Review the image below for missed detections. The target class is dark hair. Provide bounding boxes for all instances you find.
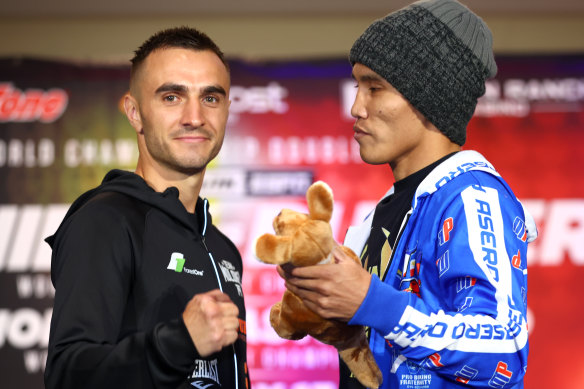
[130,26,229,86]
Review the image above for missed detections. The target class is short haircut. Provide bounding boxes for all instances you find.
[129,26,229,90]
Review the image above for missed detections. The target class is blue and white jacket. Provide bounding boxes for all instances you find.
[344,151,537,389]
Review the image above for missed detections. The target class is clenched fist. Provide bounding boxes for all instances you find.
[182,289,240,357]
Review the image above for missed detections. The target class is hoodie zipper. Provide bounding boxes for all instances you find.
[201,199,239,389]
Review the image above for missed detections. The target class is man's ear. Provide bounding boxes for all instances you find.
[123,93,143,134]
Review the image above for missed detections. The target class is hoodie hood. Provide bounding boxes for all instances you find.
[46,169,210,248]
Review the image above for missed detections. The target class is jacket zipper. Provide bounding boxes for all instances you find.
[201,199,239,389]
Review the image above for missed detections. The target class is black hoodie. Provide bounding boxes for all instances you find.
[45,170,249,389]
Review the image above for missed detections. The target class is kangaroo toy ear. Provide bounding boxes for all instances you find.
[306,181,333,222]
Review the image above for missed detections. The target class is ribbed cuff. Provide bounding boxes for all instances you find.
[348,274,412,336]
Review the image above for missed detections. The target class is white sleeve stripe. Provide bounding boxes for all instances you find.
[385,306,528,354]
[461,185,512,322]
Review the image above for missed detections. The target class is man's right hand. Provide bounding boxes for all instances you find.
[182,289,240,357]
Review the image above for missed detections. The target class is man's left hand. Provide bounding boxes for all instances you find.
[277,246,371,321]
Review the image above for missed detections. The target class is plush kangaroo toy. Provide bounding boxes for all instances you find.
[255,181,382,388]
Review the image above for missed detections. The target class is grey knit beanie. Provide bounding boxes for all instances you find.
[349,0,497,145]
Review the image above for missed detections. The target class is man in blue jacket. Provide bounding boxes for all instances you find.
[281,1,537,388]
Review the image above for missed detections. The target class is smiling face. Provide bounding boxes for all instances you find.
[350,63,457,180]
[125,47,230,178]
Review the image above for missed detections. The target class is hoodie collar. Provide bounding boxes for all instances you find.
[49,170,211,244]
[412,150,498,209]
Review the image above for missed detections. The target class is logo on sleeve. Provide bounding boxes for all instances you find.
[512,217,528,242]
[475,197,500,282]
[455,365,479,384]
[438,217,454,245]
[488,361,513,388]
[512,250,522,269]
[436,251,450,277]
[427,353,444,368]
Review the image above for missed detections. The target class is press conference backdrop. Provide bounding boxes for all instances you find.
[0,55,583,388]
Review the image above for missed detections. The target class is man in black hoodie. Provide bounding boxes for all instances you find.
[45,27,250,389]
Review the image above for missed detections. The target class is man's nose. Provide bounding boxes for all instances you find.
[350,91,367,120]
[181,99,205,128]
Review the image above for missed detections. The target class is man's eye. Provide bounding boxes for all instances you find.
[164,95,178,102]
[204,96,219,103]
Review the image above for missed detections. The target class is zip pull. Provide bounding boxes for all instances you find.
[201,235,210,253]
[200,198,211,259]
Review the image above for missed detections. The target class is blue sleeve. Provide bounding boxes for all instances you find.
[350,175,530,387]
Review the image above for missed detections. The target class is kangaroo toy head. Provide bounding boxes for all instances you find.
[255,181,335,267]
